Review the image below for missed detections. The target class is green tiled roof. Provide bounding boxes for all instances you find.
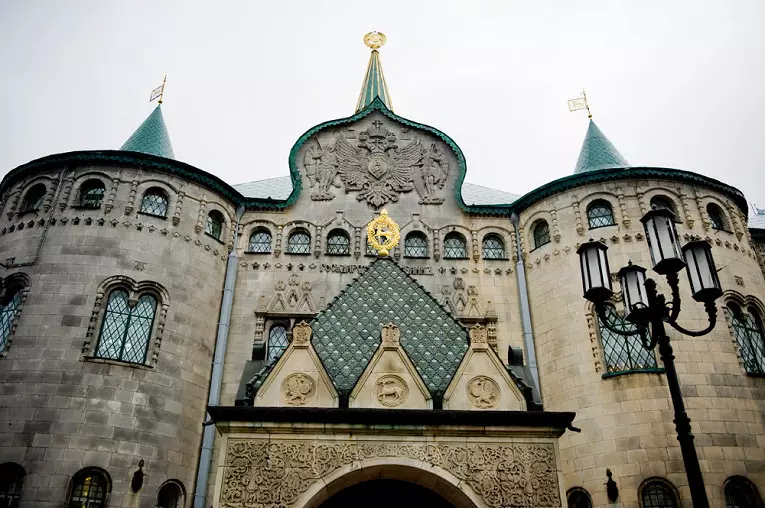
[120,105,175,159]
[356,50,393,113]
[574,119,629,174]
[311,258,468,399]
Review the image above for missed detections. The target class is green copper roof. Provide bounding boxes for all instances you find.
[119,105,175,159]
[356,50,393,113]
[574,119,629,174]
[311,258,468,399]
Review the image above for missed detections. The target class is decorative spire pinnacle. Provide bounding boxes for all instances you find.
[573,119,629,174]
[120,105,175,160]
[355,32,393,113]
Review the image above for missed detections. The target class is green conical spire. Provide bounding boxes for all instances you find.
[574,119,629,174]
[120,105,175,159]
[356,32,393,113]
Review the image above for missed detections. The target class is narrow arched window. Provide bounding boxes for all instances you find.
[599,303,657,374]
[157,480,185,508]
[587,200,615,229]
[287,230,311,255]
[79,180,106,208]
[95,290,157,364]
[206,211,224,240]
[443,232,468,259]
[567,488,593,508]
[326,230,350,255]
[140,188,169,217]
[727,303,765,374]
[482,235,505,259]
[404,232,428,258]
[650,195,677,216]
[0,289,23,354]
[533,220,551,249]
[267,324,289,361]
[707,203,728,230]
[68,468,110,508]
[247,228,272,253]
[640,479,679,508]
[724,476,764,508]
[0,462,24,507]
[20,183,46,212]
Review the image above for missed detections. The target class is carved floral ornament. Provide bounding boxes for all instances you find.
[220,438,562,508]
[303,119,450,206]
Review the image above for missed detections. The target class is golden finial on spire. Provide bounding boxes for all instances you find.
[150,75,167,105]
[568,88,592,119]
[367,209,400,257]
[363,31,387,51]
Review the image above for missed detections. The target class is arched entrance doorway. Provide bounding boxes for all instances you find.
[319,479,455,508]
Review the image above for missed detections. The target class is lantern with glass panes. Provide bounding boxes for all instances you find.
[577,207,721,508]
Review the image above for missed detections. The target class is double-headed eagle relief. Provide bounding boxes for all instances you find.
[303,119,449,207]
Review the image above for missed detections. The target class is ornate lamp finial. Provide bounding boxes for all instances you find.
[363,31,387,51]
[367,209,400,256]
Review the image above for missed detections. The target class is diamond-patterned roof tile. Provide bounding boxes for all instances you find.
[574,119,629,174]
[120,105,175,160]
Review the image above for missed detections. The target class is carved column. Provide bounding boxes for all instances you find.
[509,229,518,262]
[550,210,561,242]
[635,188,648,215]
[6,190,20,219]
[354,227,361,259]
[275,226,283,257]
[572,197,584,236]
[314,226,322,258]
[104,177,119,214]
[124,178,140,215]
[173,185,185,226]
[471,230,479,262]
[616,187,630,229]
[59,173,75,211]
[695,190,711,231]
[677,186,694,228]
[433,229,441,261]
[195,197,207,234]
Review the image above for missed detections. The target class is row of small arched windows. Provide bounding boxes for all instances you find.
[567,475,763,508]
[247,228,508,260]
[0,462,184,507]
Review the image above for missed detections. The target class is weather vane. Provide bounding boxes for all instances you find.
[568,89,592,118]
[367,209,400,256]
[363,31,387,51]
[150,75,167,105]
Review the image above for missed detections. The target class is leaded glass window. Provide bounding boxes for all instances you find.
[157,481,184,508]
[287,230,311,255]
[650,195,676,215]
[79,180,106,208]
[725,476,764,508]
[95,290,157,364]
[728,304,765,375]
[206,211,224,240]
[641,481,678,508]
[267,324,289,361]
[482,235,505,259]
[0,463,24,508]
[326,230,350,255]
[587,200,615,229]
[533,221,551,249]
[599,303,658,374]
[248,229,272,253]
[0,290,22,354]
[366,239,377,256]
[707,203,728,231]
[20,183,46,212]
[567,489,592,508]
[443,233,468,259]
[140,189,169,217]
[404,232,428,258]
[69,469,109,508]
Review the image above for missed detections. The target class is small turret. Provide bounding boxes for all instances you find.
[574,119,629,174]
[355,32,393,113]
[120,104,175,160]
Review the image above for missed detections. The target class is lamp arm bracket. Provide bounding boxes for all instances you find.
[595,303,650,337]
[666,272,682,322]
[665,301,718,337]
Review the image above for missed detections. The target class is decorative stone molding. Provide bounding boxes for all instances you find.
[616,188,630,229]
[172,186,184,226]
[467,375,500,408]
[375,374,408,407]
[636,188,648,215]
[572,196,584,236]
[471,230,479,262]
[281,373,315,406]
[381,323,400,347]
[550,209,561,242]
[469,323,488,345]
[433,228,441,261]
[292,321,312,346]
[124,178,139,215]
[59,173,75,211]
[105,177,119,214]
[677,187,694,228]
[195,197,206,234]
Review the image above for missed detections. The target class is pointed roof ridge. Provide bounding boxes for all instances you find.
[355,48,393,113]
[574,119,629,174]
[120,105,175,160]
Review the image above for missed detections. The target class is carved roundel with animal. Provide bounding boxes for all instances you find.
[467,375,500,409]
[281,373,315,406]
[374,374,409,407]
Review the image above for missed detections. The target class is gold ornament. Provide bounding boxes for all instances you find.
[367,209,400,256]
[363,31,387,51]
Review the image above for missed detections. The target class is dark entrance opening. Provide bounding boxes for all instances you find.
[318,479,456,508]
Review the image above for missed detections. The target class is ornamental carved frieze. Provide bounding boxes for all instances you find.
[303,120,449,207]
[220,439,561,508]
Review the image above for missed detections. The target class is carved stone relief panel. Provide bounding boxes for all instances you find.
[467,376,500,409]
[374,374,408,407]
[281,373,315,406]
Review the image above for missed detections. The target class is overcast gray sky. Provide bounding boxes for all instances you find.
[1,1,763,211]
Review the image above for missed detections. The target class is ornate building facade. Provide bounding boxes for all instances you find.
[0,33,764,508]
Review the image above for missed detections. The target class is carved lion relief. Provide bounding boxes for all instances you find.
[374,375,408,407]
[467,376,500,409]
[281,373,315,406]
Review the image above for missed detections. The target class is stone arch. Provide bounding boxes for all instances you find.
[295,459,484,508]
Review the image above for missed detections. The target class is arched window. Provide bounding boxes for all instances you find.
[95,290,157,364]
[599,303,658,374]
[79,180,106,208]
[724,476,764,508]
[640,479,679,508]
[140,188,169,218]
[567,488,593,508]
[0,463,24,507]
[727,303,765,374]
[707,203,728,231]
[287,230,311,255]
[206,211,225,240]
[20,183,46,212]
[404,232,428,258]
[156,480,185,508]
[0,289,23,354]
[533,220,551,249]
[248,228,272,253]
[267,324,289,361]
[587,200,615,229]
[326,230,350,255]
[443,232,468,259]
[482,235,505,259]
[68,468,110,508]
[650,195,677,216]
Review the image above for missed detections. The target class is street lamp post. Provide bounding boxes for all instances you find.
[577,208,722,508]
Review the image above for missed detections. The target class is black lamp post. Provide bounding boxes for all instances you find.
[577,208,722,508]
